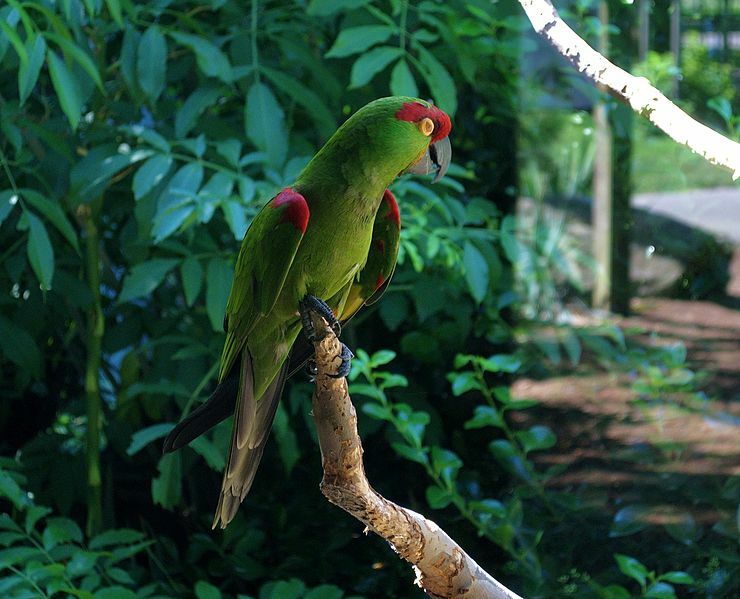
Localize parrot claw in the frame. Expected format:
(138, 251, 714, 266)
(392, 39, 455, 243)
(329, 343, 354, 379)
(299, 295, 341, 342)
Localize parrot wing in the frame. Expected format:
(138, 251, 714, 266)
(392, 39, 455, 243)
(218, 188, 310, 382)
(212, 188, 310, 529)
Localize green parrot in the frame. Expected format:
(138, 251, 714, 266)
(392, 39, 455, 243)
(162, 96, 452, 528)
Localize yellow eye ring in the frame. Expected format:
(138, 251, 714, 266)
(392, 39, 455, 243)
(418, 117, 434, 136)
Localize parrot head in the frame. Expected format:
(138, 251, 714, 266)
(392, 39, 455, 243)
(392, 98, 452, 183)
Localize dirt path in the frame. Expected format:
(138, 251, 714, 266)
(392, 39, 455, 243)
(511, 247, 740, 525)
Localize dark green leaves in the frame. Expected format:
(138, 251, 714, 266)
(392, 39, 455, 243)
(133, 154, 173, 200)
(463, 241, 488, 303)
(137, 26, 167, 103)
(206, 258, 233, 331)
(169, 32, 232, 82)
(18, 35, 45, 105)
(245, 82, 287, 167)
(47, 51, 83, 129)
(349, 47, 402, 89)
(180, 257, 203, 306)
(390, 59, 418, 97)
(26, 211, 54, 290)
(326, 25, 395, 58)
(118, 259, 179, 303)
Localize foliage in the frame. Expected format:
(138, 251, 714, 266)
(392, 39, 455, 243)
(0, 1, 737, 598)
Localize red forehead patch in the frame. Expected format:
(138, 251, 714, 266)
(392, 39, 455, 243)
(395, 101, 452, 142)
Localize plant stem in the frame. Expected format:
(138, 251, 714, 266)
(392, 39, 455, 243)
(251, 0, 260, 81)
(80, 202, 104, 536)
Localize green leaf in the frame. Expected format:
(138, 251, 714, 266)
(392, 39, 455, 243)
(349, 46, 402, 89)
(118, 258, 180, 303)
(261, 67, 337, 137)
(89, 529, 145, 550)
(326, 25, 395, 58)
(390, 58, 418, 97)
(153, 163, 203, 241)
(663, 510, 699, 545)
(104, 0, 124, 27)
(170, 32, 232, 82)
(659, 571, 694, 585)
(515, 425, 556, 453)
(70, 145, 151, 204)
(47, 51, 83, 129)
(0, 471, 27, 509)
(370, 349, 396, 366)
(304, 585, 344, 599)
(488, 440, 532, 482)
(20, 189, 79, 252)
(426, 485, 453, 509)
(133, 154, 173, 200)
(26, 210, 54, 290)
(449, 371, 481, 396)
(609, 505, 652, 537)
(272, 403, 300, 475)
(480, 354, 521, 373)
(221, 198, 247, 239)
(245, 82, 287, 167)
(464, 406, 505, 430)
(67, 550, 101, 578)
(18, 35, 45, 105)
(431, 447, 462, 483)
(0, 546, 43, 569)
(206, 258, 233, 332)
(0, 190, 17, 226)
(190, 437, 226, 471)
(307, 0, 368, 16)
(180, 256, 203, 307)
(195, 581, 222, 599)
(390, 442, 428, 465)
(614, 554, 649, 587)
(463, 242, 488, 303)
(24, 506, 51, 534)
(416, 45, 457, 116)
(127, 423, 174, 455)
(152, 452, 181, 509)
(137, 26, 167, 103)
(215, 139, 242, 167)
(362, 402, 391, 420)
(644, 583, 677, 599)
(95, 587, 139, 599)
(175, 86, 221, 138)
(0, 315, 42, 378)
(42, 518, 82, 550)
(44, 33, 104, 92)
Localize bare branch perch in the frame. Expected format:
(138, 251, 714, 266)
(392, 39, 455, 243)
(307, 313, 524, 599)
(517, 0, 740, 179)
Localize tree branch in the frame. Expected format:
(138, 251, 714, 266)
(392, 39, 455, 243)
(307, 313, 524, 599)
(517, 0, 740, 179)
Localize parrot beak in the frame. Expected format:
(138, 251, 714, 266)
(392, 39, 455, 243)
(404, 136, 452, 183)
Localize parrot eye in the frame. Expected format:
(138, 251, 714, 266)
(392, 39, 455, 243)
(418, 117, 434, 137)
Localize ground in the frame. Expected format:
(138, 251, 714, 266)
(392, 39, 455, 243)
(512, 193, 739, 534)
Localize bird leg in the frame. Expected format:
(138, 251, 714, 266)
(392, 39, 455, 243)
(299, 295, 341, 341)
(298, 295, 353, 379)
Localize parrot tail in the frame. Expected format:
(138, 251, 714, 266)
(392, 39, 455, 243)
(161, 371, 239, 453)
(212, 350, 289, 529)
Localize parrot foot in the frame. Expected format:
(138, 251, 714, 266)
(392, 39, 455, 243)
(299, 295, 341, 341)
(329, 343, 354, 379)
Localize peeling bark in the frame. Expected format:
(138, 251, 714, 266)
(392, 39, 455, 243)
(518, 0, 740, 179)
(308, 313, 524, 599)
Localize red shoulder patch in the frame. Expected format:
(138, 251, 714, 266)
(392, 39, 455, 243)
(375, 274, 385, 291)
(383, 189, 400, 228)
(395, 101, 452, 142)
(272, 188, 309, 234)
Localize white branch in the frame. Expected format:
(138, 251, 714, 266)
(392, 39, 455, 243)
(517, 0, 740, 179)
(308, 313, 524, 599)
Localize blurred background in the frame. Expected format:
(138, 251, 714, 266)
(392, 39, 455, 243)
(0, 1, 737, 597)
